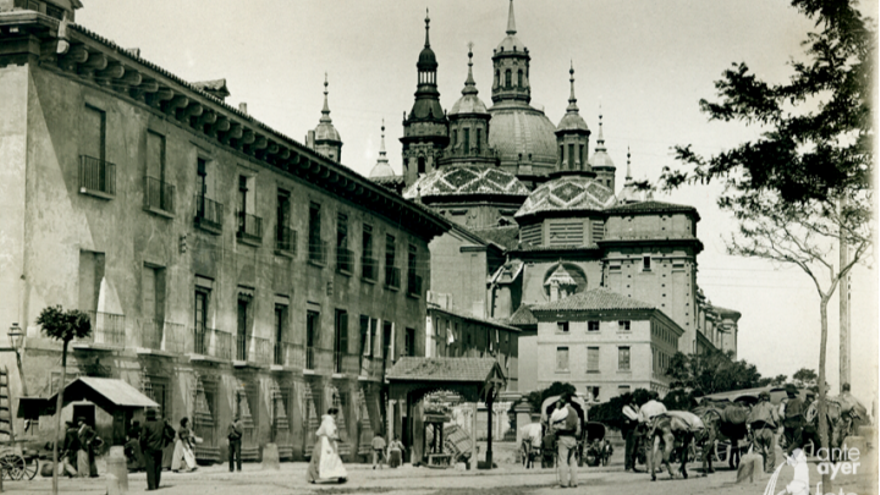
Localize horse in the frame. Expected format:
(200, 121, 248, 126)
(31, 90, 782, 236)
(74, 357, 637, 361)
(647, 412, 705, 481)
(696, 404, 750, 471)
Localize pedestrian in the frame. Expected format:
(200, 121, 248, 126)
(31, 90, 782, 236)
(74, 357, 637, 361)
(388, 436, 405, 468)
(61, 421, 79, 477)
(227, 415, 243, 472)
(306, 407, 348, 484)
(76, 417, 98, 478)
(371, 432, 387, 469)
(747, 391, 781, 473)
(550, 393, 580, 489)
(621, 396, 641, 472)
(124, 420, 145, 472)
(171, 417, 198, 472)
(782, 384, 805, 456)
(140, 409, 175, 491)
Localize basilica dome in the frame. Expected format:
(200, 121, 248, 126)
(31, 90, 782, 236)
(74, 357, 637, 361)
(488, 103, 558, 170)
(402, 165, 529, 199)
(515, 174, 616, 219)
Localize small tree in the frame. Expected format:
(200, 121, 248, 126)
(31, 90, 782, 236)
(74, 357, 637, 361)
(793, 367, 820, 392)
(37, 306, 90, 495)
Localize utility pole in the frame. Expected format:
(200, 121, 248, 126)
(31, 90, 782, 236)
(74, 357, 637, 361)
(839, 198, 851, 392)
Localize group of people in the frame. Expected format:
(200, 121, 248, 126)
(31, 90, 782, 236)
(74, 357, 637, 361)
(748, 384, 821, 473)
(59, 416, 101, 478)
(620, 393, 668, 473)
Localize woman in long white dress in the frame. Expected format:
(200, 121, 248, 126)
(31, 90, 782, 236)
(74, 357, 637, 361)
(171, 417, 198, 472)
(306, 407, 348, 484)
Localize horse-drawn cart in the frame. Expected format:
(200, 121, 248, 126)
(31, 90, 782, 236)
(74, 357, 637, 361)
(583, 422, 612, 467)
(540, 395, 588, 466)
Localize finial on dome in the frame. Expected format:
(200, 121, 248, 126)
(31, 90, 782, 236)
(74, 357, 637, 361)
(626, 146, 632, 180)
(380, 118, 387, 157)
(567, 61, 578, 111)
(595, 111, 606, 148)
(425, 8, 431, 47)
(321, 72, 331, 122)
(506, 0, 517, 35)
(462, 42, 478, 95)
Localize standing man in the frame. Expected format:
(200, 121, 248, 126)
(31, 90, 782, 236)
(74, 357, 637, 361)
(228, 415, 243, 472)
(61, 421, 80, 477)
(76, 417, 98, 478)
(782, 385, 805, 456)
(622, 396, 641, 472)
(140, 409, 175, 491)
(550, 393, 581, 489)
(747, 391, 781, 473)
(371, 432, 387, 469)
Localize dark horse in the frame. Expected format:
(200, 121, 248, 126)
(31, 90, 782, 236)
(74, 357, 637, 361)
(647, 413, 703, 481)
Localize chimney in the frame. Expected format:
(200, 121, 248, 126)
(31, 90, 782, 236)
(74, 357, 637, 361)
(238, 102, 248, 114)
(307, 130, 316, 149)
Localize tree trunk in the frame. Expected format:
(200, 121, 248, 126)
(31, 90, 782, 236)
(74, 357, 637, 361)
(52, 339, 69, 495)
(817, 297, 831, 494)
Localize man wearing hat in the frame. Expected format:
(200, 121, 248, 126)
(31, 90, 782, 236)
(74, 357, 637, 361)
(621, 396, 641, 472)
(140, 409, 175, 491)
(782, 384, 806, 456)
(550, 393, 581, 488)
(747, 391, 781, 472)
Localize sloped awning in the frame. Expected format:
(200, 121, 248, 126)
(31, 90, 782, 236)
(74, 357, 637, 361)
(386, 357, 506, 403)
(18, 377, 158, 418)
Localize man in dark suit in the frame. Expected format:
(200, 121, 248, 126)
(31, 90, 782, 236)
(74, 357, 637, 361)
(61, 421, 80, 477)
(227, 415, 243, 472)
(76, 417, 98, 477)
(140, 409, 175, 490)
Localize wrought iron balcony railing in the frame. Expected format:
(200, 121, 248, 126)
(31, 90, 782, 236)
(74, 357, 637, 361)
(384, 266, 401, 290)
(144, 176, 175, 213)
(308, 240, 327, 265)
(273, 341, 304, 368)
(361, 257, 377, 281)
(237, 211, 263, 243)
(407, 273, 422, 297)
(194, 195, 223, 232)
(79, 155, 116, 197)
(78, 311, 125, 346)
(275, 226, 297, 255)
(336, 247, 353, 274)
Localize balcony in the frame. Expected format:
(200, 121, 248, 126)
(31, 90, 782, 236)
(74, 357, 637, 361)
(76, 311, 125, 347)
(236, 211, 263, 245)
(192, 325, 232, 361)
(359, 355, 386, 378)
(384, 266, 401, 290)
(135, 319, 163, 350)
(308, 240, 327, 266)
(275, 227, 297, 256)
(235, 334, 271, 365)
(407, 273, 422, 298)
(361, 257, 377, 281)
(336, 247, 353, 275)
(79, 155, 116, 198)
(304, 346, 332, 371)
(334, 351, 359, 375)
(273, 341, 304, 368)
(194, 195, 223, 234)
(144, 176, 175, 216)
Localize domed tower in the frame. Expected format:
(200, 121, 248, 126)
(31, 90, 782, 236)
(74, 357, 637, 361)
(401, 10, 449, 187)
(439, 44, 497, 168)
(554, 63, 591, 175)
(488, 0, 558, 182)
(588, 113, 616, 190)
(617, 147, 643, 204)
(309, 73, 342, 163)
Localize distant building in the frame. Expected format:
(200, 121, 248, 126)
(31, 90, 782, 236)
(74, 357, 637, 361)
(0, 3, 449, 463)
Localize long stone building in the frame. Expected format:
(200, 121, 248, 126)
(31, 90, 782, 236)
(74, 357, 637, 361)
(0, 0, 451, 462)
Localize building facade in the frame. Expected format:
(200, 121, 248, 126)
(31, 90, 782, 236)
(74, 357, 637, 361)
(0, 2, 449, 463)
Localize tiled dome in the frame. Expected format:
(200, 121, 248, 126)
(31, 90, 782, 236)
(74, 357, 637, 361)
(402, 166, 529, 199)
(515, 174, 616, 218)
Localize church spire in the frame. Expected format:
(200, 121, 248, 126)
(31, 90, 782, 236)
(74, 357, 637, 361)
(595, 111, 606, 153)
(506, 0, 517, 35)
(462, 42, 478, 95)
(379, 119, 387, 159)
(424, 8, 431, 47)
(320, 72, 331, 123)
(626, 146, 632, 181)
(567, 61, 578, 112)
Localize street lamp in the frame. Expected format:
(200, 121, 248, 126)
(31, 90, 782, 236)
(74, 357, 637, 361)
(8, 323, 23, 351)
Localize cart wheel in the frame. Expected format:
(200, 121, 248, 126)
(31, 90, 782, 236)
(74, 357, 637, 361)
(24, 457, 39, 480)
(0, 453, 26, 480)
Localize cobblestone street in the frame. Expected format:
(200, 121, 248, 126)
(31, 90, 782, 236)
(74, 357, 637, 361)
(6, 445, 875, 495)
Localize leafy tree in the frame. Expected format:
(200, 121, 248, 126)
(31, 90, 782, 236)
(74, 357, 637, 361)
(666, 350, 768, 396)
(587, 388, 654, 431)
(793, 367, 819, 391)
(37, 305, 91, 495)
(524, 381, 576, 415)
(660, 2, 873, 490)
(661, 388, 698, 411)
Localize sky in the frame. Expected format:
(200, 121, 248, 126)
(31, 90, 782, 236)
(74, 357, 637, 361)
(77, 0, 878, 404)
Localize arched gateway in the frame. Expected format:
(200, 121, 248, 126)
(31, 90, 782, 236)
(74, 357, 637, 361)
(386, 357, 506, 468)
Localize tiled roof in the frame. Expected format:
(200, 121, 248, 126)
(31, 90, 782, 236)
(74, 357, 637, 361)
(371, 175, 405, 185)
(386, 357, 501, 382)
(428, 306, 521, 333)
(604, 200, 698, 216)
(470, 226, 520, 251)
(506, 305, 537, 325)
(516, 174, 616, 218)
(530, 288, 656, 312)
(403, 166, 529, 199)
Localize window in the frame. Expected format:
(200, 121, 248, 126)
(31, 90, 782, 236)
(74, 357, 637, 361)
(236, 296, 251, 361)
(362, 224, 375, 280)
(475, 129, 482, 154)
(463, 128, 470, 155)
(588, 321, 600, 332)
(141, 264, 165, 349)
(404, 327, 416, 357)
(370, 318, 378, 358)
(80, 105, 114, 196)
(384, 235, 399, 289)
(586, 386, 601, 402)
(383, 321, 393, 362)
(618, 346, 631, 371)
(579, 144, 584, 167)
(505, 69, 511, 88)
(336, 213, 351, 273)
(418, 156, 426, 175)
(194, 158, 221, 232)
(145, 131, 173, 213)
(618, 320, 631, 331)
(274, 304, 288, 365)
(557, 321, 569, 333)
(568, 144, 575, 168)
(334, 309, 348, 373)
(406, 244, 420, 296)
(276, 189, 294, 253)
(193, 288, 209, 355)
(587, 346, 599, 373)
(494, 70, 500, 87)
(305, 311, 319, 370)
(308, 202, 325, 264)
(643, 256, 651, 271)
(452, 130, 458, 148)
(517, 69, 523, 88)
(359, 316, 370, 361)
(237, 175, 261, 242)
(556, 347, 569, 371)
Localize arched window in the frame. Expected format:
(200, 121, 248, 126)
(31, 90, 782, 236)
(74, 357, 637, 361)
(452, 130, 458, 149)
(418, 156, 426, 175)
(495, 70, 500, 87)
(517, 70, 523, 88)
(505, 69, 512, 88)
